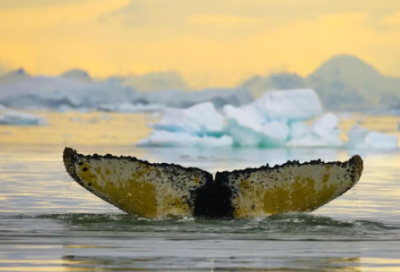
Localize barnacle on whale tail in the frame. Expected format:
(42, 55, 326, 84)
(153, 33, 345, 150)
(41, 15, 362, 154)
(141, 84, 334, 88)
(63, 147, 363, 218)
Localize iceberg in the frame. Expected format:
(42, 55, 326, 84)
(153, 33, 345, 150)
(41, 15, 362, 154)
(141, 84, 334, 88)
(223, 104, 290, 147)
(365, 132, 398, 149)
(254, 89, 323, 121)
(140, 89, 340, 148)
(136, 88, 395, 149)
(345, 125, 370, 149)
(97, 103, 166, 113)
(286, 113, 342, 147)
(345, 125, 398, 149)
(288, 121, 311, 140)
(222, 104, 264, 146)
(149, 102, 225, 137)
(138, 131, 233, 147)
(259, 121, 290, 147)
(223, 104, 265, 132)
(222, 89, 326, 147)
(0, 110, 48, 126)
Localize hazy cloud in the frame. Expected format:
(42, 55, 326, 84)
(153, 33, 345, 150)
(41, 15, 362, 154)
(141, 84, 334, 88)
(105, 0, 400, 28)
(0, 0, 88, 9)
(0, 0, 399, 87)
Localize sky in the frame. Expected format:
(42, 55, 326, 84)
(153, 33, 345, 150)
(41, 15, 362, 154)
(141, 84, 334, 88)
(0, 0, 399, 88)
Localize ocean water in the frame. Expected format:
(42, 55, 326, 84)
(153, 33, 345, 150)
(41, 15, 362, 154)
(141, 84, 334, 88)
(1, 142, 400, 272)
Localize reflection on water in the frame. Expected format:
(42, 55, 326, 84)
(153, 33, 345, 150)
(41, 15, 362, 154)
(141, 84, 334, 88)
(0, 144, 400, 271)
(61, 254, 362, 272)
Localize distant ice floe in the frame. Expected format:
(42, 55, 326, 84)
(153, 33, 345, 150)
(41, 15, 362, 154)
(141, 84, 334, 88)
(0, 76, 252, 110)
(149, 102, 225, 137)
(138, 102, 230, 146)
(139, 89, 399, 149)
(138, 131, 233, 147)
(346, 125, 399, 149)
(97, 103, 167, 113)
(0, 110, 48, 126)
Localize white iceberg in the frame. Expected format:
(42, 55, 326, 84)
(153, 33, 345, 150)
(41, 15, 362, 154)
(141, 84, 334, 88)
(254, 89, 323, 121)
(288, 121, 311, 140)
(365, 132, 398, 149)
(223, 104, 266, 146)
(286, 113, 342, 147)
(97, 103, 167, 113)
(137, 89, 396, 149)
(149, 102, 225, 137)
(222, 89, 325, 147)
(345, 125, 369, 148)
(0, 110, 48, 126)
(223, 105, 289, 147)
(138, 130, 233, 147)
(345, 125, 398, 149)
(139, 89, 333, 148)
(223, 104, 265, 132)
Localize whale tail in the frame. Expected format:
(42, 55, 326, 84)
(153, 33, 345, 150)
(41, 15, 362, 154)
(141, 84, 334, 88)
(63, 147, 363, 218)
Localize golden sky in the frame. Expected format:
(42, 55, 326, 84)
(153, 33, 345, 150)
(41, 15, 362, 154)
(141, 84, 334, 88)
(0, 0, 399, 88)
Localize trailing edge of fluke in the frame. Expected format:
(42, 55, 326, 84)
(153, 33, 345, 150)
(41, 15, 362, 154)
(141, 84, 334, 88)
(63, 147, 363, 218)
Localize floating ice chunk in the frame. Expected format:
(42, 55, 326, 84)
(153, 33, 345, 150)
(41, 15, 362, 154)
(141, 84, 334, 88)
(346, 125, 369, 148)
(260, 121, 290, 147)
(98, 103, 166, 113)
(287, 137, 340, 147)
(0, 110, 48, 126)
(221, 89, 324, 147)
(222, 104, 265, 136)
(223, 105, 264, 146)
(223, 104, 289, 147)
(138, 130, 233, 147)
(289, 121, 311, 140)
(149, 102, 225, 136)
(311, 113, 342, 146)
(254, 89, 323, 121)
(365, 132, 398, 149)
(346, 125, 398, 149)
(286, 113, 342, 147)
(57, 104, 72, 112)
(223, 104, 265, 131)
(312, 113, 340, 136)
(225, 120, 263, 146)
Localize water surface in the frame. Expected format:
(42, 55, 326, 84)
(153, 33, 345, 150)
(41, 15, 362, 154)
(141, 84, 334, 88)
(1, 144, 400, 271)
